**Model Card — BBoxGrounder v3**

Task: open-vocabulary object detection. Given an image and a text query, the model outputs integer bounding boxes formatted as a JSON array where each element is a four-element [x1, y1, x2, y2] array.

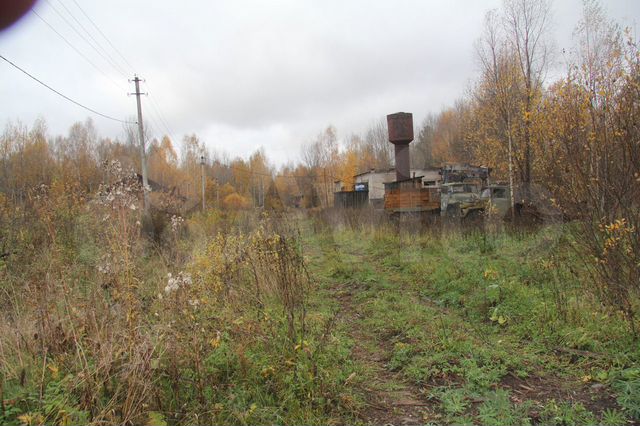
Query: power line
[[31, 9, 127, 92], [142, 109, 166, 142], [41, 1, 175, 148], [0, 54, 135, 124], [60, 3, 181, 157], [148, 99, 175, 140], [56, 0, 131, 77], [218, 162, 339, 180], [49, 0, 130, 78], [46, 2, 329, 184], [126, 79, 173, 146], [69, 0, 137, 73], [144, 81, 178, 141], [32, 0, 338, 186]]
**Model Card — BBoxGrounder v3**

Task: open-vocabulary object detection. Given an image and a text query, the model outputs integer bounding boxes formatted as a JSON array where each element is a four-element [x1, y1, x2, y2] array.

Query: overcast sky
[[1, 0, 638, 165]]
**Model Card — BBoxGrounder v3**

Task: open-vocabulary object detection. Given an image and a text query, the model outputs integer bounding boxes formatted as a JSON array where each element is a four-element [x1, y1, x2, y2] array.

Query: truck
[[381, 162, 516, 224], [440, 182, 511, 221], [383, 176, 441, 220]]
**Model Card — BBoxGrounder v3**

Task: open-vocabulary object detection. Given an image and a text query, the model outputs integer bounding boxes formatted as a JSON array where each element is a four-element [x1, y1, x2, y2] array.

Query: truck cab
[[441, 183, 511, 220], [481, 185, 510, 219], [440, 182, 481, 217]]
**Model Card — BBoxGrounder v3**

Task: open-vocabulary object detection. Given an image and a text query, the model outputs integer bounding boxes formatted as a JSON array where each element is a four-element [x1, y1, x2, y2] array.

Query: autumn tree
[[337, 146, 359, 191], [229, 158, 251, 197], [292, 164, 319, 208], [302, 126, 339, 207], [148, 136, 181, 189], [264, 179, 284, 210], [274, 163, 301, 208], [503, 0, 552, 189], [223, 192, 251, 210], [543, 1, 640, 331], [362, 119, 393, 170], [207, 150, 234, 207], [470, 9, 524, 212], [180, 134, 206, 198], [97, 137, 138, 175], [248, 148, 272, 207], [468, 0, 551, 212], [412, 114, 436, 168], [0, 119, 55, 202], [430, 102, 473, 165], [346, 133, 376, 173], [53, 118, 101, 192]]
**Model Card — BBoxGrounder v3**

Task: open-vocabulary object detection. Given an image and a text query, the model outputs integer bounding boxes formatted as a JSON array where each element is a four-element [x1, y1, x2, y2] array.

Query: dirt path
[[332, 282, 432, 425], [319, 234, 624, 426], [308, 227, 631, 426]]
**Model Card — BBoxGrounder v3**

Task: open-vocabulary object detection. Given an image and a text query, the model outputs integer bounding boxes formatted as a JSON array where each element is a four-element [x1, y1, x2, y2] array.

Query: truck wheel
[[463, 209, 484, 227], [446, 204, 461, 217]]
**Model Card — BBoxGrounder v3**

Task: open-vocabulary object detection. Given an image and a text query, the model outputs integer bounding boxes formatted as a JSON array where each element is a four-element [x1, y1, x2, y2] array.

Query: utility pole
[[131, 75, 149, 212], [200, 155, 206, 212]]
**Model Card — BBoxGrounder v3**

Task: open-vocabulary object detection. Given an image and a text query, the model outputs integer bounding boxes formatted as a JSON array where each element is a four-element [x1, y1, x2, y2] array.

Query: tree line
[[0, 0, 638, 325], [1, 1, 636, 214]]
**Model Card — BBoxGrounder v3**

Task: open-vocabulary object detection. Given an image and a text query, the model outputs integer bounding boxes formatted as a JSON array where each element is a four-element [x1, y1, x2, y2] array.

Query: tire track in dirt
[[332, 281, 432, 426]]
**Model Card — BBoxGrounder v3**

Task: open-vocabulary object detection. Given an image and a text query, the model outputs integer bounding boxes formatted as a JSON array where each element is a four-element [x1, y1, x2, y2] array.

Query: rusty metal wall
[[387, 112, 414, 182], [394, 144, 411, 181]]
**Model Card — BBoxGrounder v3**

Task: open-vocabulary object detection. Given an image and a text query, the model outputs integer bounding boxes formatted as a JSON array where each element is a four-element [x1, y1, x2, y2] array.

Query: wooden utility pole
[[131, 75, 149, 212]]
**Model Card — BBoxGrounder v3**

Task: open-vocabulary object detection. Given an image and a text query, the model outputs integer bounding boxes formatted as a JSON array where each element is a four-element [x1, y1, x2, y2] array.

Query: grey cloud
[[1, 0, 638, 165]]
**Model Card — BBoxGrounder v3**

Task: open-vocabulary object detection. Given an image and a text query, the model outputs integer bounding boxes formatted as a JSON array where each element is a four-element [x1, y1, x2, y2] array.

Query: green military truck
[[440, 183, 511, 221]]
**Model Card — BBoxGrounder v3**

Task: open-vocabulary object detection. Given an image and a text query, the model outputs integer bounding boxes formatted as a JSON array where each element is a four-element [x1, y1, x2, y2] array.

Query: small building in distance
[[352, 168, 441, 209], [335, 168, 442, 209]]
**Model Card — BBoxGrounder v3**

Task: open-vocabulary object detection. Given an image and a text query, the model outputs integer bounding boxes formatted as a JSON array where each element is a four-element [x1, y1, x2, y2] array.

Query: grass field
[[1, 210, 639, 425], [303, 218, 640, 425]]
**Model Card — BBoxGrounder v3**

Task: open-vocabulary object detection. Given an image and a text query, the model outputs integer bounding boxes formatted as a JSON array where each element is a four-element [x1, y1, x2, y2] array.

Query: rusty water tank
[[387, 112, 413, 181]]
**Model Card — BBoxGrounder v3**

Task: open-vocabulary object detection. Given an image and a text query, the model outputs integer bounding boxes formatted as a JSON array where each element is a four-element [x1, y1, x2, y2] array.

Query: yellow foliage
[[483, 268, 499, 280], [223, 192, 251, 210], [337, 149, 358, 191], [47, 363, 60, 379], [17, 413, 45, 426]]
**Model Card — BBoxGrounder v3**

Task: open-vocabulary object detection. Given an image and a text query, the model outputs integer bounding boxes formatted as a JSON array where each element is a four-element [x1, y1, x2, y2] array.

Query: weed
[[437, 388, 469, 416], [600, 408, 628, 426], [388, 342, 414, 371], [613, 376, 640, 420], [540, 400, 596, 426], [477, 390, 531, 426], [1, 200, 638, 425]]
